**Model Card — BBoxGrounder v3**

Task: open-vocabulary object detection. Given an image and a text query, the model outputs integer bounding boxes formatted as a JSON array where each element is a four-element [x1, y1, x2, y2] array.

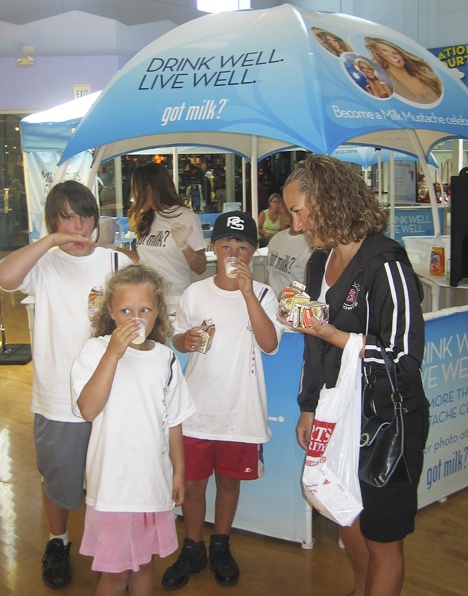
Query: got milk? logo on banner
[[419, 307, 468, 508]]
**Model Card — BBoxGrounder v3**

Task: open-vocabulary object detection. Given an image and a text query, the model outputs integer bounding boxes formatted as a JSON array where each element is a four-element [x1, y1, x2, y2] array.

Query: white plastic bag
[[302, 333, 363, 526]]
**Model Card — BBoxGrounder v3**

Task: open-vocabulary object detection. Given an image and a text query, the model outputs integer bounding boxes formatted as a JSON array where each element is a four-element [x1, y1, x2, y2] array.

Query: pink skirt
[[80, 506, 178, 573]]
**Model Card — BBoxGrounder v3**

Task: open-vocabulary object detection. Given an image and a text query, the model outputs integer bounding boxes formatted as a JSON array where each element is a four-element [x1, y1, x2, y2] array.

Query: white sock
[[50, 532, 69, 546]]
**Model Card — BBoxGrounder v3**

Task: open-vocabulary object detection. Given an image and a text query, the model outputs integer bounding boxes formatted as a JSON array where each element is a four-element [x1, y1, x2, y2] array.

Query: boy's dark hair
[[45, 180, 100, 233]]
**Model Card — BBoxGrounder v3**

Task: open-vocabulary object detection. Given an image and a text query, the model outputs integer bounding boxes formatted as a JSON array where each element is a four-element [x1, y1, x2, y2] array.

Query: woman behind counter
[[128, 163, 207, 313], [258, 192, 288, 247], [282, 155, 429, 596]]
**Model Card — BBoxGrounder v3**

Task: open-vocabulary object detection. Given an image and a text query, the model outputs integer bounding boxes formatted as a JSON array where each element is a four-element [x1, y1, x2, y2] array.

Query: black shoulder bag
[[359, 338, 411, 488]]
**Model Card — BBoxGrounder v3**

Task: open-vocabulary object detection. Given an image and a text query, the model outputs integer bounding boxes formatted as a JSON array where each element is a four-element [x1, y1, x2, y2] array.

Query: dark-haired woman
[[128, 163, 207, 313]]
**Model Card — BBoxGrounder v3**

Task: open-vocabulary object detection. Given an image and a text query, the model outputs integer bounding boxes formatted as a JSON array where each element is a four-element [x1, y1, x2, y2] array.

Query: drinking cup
[[132, 318, 147, 344], [224, 257, 239, 278]]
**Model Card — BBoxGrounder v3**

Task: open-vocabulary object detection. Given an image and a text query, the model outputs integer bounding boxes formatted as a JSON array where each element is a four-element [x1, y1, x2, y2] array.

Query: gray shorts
[[34, 414, 91, 511]]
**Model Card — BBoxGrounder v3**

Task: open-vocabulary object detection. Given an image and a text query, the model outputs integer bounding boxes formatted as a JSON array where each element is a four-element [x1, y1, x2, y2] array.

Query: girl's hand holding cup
[[108, 319, 145, 359]]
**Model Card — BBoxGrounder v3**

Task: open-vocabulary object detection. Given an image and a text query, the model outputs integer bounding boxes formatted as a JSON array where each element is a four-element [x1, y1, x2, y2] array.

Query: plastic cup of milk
[[224, 257, 239, 278], [132, 318, 147, 344]]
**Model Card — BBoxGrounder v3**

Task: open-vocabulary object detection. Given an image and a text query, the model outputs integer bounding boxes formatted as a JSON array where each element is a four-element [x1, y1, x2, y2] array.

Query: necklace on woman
[[344, 242, 358, 265], [334, 242, 358, 266], [327, 242, 359, 287]]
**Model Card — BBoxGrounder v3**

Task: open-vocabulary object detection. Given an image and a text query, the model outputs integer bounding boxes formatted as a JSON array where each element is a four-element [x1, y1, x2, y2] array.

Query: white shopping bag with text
[[302, 333, 363, 526]]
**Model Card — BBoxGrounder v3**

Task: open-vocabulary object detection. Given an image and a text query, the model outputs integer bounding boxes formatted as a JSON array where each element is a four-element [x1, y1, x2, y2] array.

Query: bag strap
[[376, 337, 402, 403]]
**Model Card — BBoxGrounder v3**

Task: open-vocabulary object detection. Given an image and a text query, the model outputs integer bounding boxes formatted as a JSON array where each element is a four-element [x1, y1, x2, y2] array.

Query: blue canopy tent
[[330, 145, 438, 169], [51, 6, 468, 233], [21, 92, 101, 155], [20, 93, 233, 237], [20, 92, 101, 240]]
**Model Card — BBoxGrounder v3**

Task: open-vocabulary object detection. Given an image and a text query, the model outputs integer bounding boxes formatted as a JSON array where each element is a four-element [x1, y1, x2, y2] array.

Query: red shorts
[[183, 437, 264, 481]]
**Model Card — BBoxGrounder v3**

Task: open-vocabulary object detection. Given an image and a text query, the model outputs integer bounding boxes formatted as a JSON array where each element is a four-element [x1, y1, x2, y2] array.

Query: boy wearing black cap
[[162, 212, 283, 590]]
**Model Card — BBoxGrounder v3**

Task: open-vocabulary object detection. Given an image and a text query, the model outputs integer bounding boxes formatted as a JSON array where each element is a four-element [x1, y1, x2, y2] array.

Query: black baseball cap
[[211, 211, 258, 247]]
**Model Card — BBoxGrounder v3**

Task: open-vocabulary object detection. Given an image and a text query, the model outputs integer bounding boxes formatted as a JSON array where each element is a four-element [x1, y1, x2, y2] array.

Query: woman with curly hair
[[281, 154, 429, 596], [128, 163, 207, 313], [365, 37, 442, 104]]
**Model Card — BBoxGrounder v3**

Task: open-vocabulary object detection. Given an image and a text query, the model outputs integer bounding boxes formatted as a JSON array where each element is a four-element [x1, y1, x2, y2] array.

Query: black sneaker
[[41, 538, 72, 589], [209, 534, 240, 587], [161, 538, 208, 590]]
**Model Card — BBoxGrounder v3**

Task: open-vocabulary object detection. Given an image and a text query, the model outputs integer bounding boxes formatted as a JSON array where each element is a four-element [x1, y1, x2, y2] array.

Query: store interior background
[[1, 0, 467, 251]]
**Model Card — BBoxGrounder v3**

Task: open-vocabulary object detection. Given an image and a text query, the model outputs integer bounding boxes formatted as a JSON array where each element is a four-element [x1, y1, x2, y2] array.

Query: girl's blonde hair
[[284, 154, 388, 249], [94, 264, 173, 344]]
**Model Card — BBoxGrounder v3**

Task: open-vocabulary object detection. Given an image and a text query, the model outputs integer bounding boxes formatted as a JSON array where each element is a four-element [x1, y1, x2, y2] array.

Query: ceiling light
[[17, 46, 34, 66]]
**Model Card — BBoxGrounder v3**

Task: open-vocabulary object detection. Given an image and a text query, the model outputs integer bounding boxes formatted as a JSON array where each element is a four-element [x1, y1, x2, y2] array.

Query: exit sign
[[74, 85, 91, 98]]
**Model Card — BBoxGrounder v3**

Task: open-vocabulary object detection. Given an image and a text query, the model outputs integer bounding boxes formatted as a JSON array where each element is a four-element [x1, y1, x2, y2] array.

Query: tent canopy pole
[[408, 130, 441, 237], [250, 136, 258, 222]]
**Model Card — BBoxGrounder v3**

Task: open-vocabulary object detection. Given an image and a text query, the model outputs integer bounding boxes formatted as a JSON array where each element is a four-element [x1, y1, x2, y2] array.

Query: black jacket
[[298, 234, 428, 416]]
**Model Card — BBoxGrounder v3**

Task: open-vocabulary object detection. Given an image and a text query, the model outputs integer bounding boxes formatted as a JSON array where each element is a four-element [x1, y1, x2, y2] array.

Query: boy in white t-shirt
[[0, 181, 133, 589], [162, 211, 283, 590]]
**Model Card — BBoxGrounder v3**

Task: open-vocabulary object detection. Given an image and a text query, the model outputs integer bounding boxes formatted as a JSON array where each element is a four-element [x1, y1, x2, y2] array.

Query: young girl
[[71, 264, 196, 596]]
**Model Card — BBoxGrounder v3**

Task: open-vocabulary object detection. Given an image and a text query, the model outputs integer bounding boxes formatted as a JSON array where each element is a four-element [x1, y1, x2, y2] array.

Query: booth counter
[[402, 235, 468, 312], [414, 268, 468, 312]]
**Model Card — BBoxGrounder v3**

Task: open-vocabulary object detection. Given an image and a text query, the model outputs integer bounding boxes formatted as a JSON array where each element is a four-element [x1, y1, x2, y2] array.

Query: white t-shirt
[[266, 230, 311, 298], [136, 206, 206, 312], [71, 338, 196, 512], [173, 277, 283, 444], [19, 247, 133, 423]]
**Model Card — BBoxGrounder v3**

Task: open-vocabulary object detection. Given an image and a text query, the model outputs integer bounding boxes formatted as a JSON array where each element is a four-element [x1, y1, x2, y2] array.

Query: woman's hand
[[172, 223, 193, 251], [277, 314, 351, 350], [277, 313, 333, 338], [296, 412, 314, 451]]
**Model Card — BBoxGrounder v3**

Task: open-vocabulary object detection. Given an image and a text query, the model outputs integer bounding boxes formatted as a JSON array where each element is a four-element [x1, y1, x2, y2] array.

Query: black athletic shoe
[[209, 534, 240, 587], [41, 538, 72, 589], [161, 538, 208, 590]]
